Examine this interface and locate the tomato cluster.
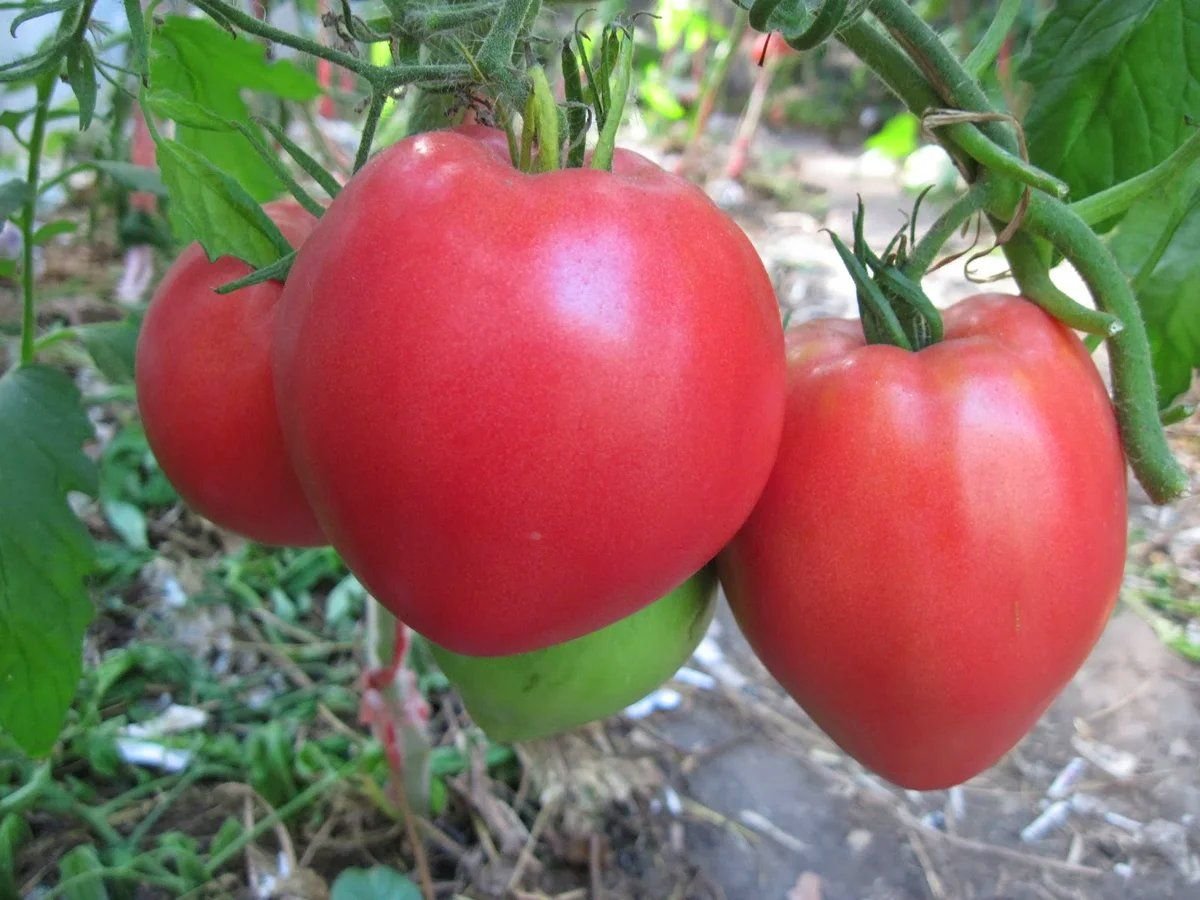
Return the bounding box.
[137,126,1128,790]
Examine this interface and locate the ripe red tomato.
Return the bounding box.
[136,200,325,546]
[751,31,795,65]
[274,127,785,655]
[718,294,1128,789]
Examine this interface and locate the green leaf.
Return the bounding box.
[0,178,28,223]
[143,90,233,131]
[1121,195,1200,407]
[66,41,97,131]
[0,366,96,756]
[1109,154,1200,407]
[89,160,166,196]
[0,109,27,133]
[1022,0,1200,200]
[0,813,31,899]
[57,844,109,900]
[330,866,422,900]
[149,15,319,202]
[31,220,78,245]
[78,318,140,384]
[100,499,147,550]
[864,112,921,160]
[9,0,82,37]
[155,138,292,268]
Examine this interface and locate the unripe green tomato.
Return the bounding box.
[429,569,717,742]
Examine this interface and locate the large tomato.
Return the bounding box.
[429,569,716,742]
[718,294,1128,789]
[273,126,785,655]
[136,201,325,546]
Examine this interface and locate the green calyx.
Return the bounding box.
[829,198,944,352]
[513,18,635,174]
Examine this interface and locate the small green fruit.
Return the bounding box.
[429,569,717,742]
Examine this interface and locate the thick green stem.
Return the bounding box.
[870,0,1015,152]
[19,70,56,366]
[410,1,497,33]
[934,118,1067,197]
[1022,194,1189,502]
[903,180,986,278]
[962,0,1020,77]
[1004,231,1123,337]
[475,0,533,74]
[1072,129,1200,226]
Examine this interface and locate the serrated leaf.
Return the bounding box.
[0,178,28,223]
[0,366,96,757]
[155,138,292,268]
[1022,0,1200,200]
[150,15,319,202]
[330,866,422,900]
[78,318,139,384]
[66,41,97,130]
[89,160,165,196]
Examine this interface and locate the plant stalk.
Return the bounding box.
[19,70,56,366]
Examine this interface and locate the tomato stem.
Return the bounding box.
[962,0,1021,77]
[18,69,55,366]
[1003,232,1122,337]
[1023,193,1190,501]
[590,27,633,172]
[353,89,388,172]
[524,66,560,172]
[902,181,986,278]
[561,39,589,168]
[476,0,537,75]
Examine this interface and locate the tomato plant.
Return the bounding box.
[273,124,785,655]
[719,294,1128,789]
[429,568,716,742]
[136,200,325,547]
[1,1,1198,883]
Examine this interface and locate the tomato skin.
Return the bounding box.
[274,127,785,655]
[718,294,1128,790]
[429,568,717,742]
[136,201,325,547]
[750,31,795,65]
